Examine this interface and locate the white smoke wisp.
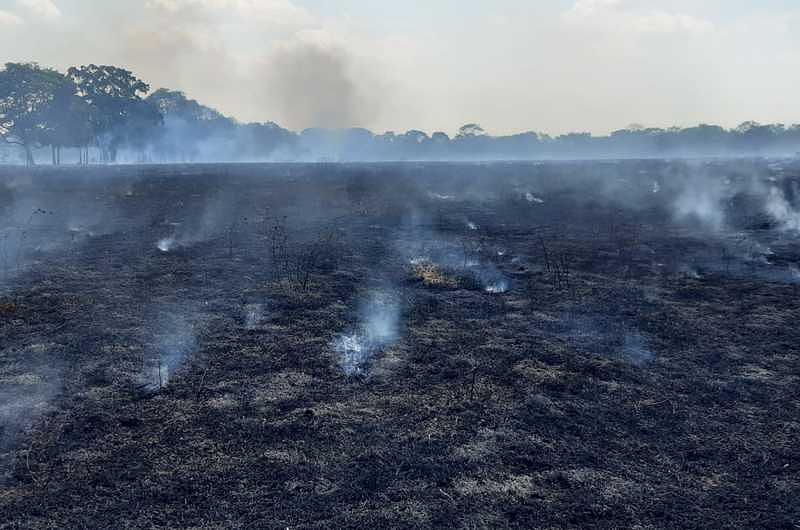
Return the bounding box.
[622,331,655,366]
[153,191,245,253]
[678,264,702,279]
[766,186,800,232]
[333,292,400,375]
[157,237,177,252]
[243,303,266,330]
[0,364,61,481]
[673,183,726,231]
[484,279,510,294]
[473,263,511,294]
[143,312,198,392]
[525,192,545,204]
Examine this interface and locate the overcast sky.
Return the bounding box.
[1,0,798,135]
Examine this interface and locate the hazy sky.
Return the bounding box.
[1,0,798,135]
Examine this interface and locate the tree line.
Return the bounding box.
[0,63,157,165]
[1,62,798,165]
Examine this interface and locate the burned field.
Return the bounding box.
[0,160,798,529]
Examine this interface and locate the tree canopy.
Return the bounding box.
[1,62,799,165]
[0,63,66,164]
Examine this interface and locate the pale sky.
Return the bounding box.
[1,0,799,135]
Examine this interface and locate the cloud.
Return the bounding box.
[144,0,314,29]
[17,0,61,20]
[565,0,713,35]
[0,10,24,26]
[567,0,625,18]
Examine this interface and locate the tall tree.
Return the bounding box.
[67,64,151,162]
[0,62,65,165]
[41,74,95,165]
[114,99,162,162]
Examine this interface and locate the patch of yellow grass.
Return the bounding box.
[412,261,457,288]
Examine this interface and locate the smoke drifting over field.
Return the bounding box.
[3,1,800,524]
[0,176,133,289]
[766,185,800,231]
[0,363,61,482]
[1,159,800,527]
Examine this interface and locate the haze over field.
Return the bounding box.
[1,0,799,136]
[2,3,800,528]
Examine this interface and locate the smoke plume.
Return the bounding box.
[264,39,378,131]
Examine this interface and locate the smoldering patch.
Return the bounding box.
[765,186,800,232]
[525,192,545,204]
[546,309,656,366]
[140,311,199,393]
[332,291,401,376]
[157,237,177,253]
[472,263,511,294]
[402,235,511,294]
[242,303,267,331]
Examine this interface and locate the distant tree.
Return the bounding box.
[235,121,297,161]
[0,62,65,165]
[454,124,491,158]
[673,124,729,155]
[148,89,226,122]
[734,121,783,153]
[146,89,236,162]
[403,130,429,143]
[67,64,151,162]
[456,123,487,139]
[624,123,646,132]
[114,99,163,162]
[787,125,800,152]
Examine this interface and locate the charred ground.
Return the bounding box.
[0,160,798,529]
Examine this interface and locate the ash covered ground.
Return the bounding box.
[0,160,798,529]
